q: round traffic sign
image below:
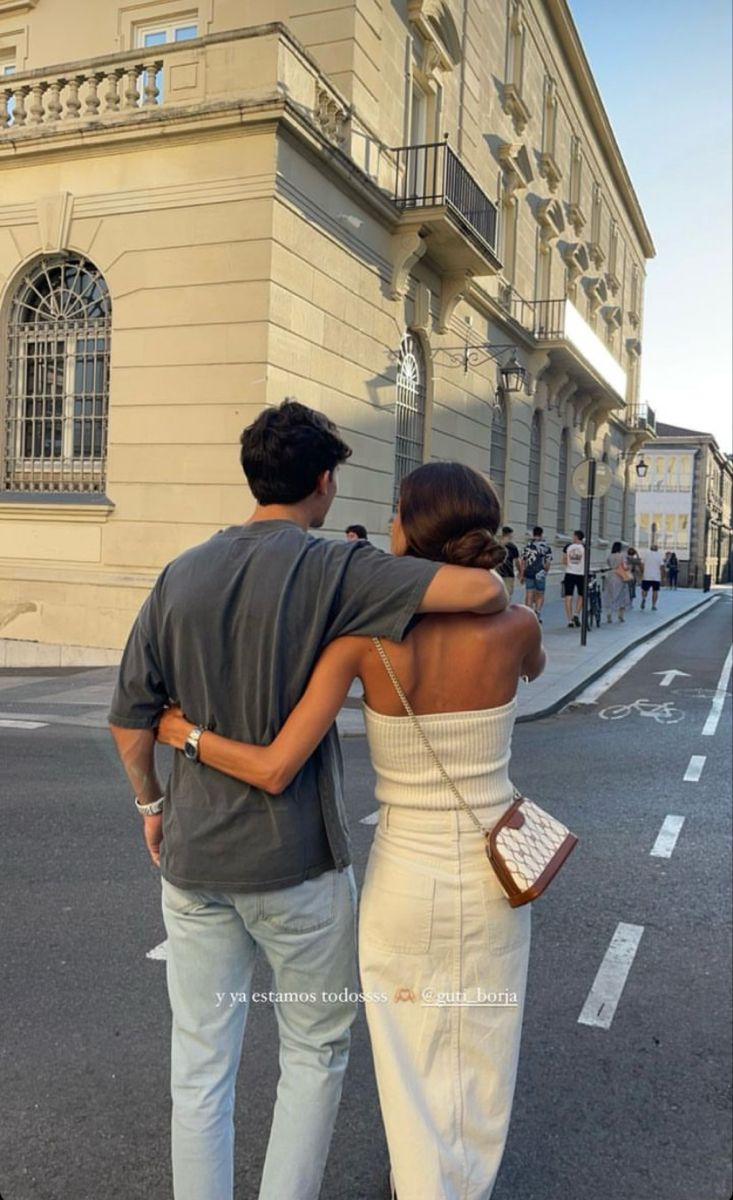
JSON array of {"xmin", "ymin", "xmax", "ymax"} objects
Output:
[{"xmin": 571, "ymin": 458, "xmax": 613, "ymax": 499}]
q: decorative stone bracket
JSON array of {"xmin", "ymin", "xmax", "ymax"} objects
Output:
[
  {"xmin": 536, "ymin": 198, "xmax": 564, "ymax": 253},
  {"xmin": 315, "ymin": 87, "xmax": 349, "ymax": 147},
  {"xmin": 498, "ymin": 140, "xmax": 533, "ymax": 202},
  {"xmin": 502, "ymin": 83, "xmax": 531, "ymax": 136},
  {"xmin": 539, "ymin": 152, "xmax": 562, "ymax": 194},
  {"xmin": 389, "ymin": 230, "xmax": 427, "ymax": 300},
  {"xmin": 437, "ymin": 271, "xmax": 472, "ymax": 333},
  {"xmin": 567, "ymin": 201, "xmax": 586, "ymax": 236}
]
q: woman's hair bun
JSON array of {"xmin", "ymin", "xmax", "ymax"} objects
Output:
[{"xmin": 441, "ymin": 528, "xmax": 507, "ymax": 572}]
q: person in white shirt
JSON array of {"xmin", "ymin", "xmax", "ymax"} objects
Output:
[
  {"xmin": 562, "ymin": 530, "xmax": 585, "ymax": 627},
  {"xmin": 640, "ymin": 544, "xmax": 664, "ymax": 611}
]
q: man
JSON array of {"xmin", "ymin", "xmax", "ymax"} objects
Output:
[
  {"xmin": 345, "ymin": 523, "xmax": 368, "ymax": 541},
  {"xmin": 496, "ymin": 525, "xmax": 519, "ymax": 598},
  {"xmin": 519, "ymin": 525, "xmax": 553, "ymax": 622},
  {"xmin": 562, "ymin": 530, "xmax": 585, "ymax": 627},
  {"xmin": 108, "ymin": 400, "xmax": 508, "ymax": 1200},
  {"xmin": 640, "ymin": 543, "xmax": 664, "ymax": 610}
]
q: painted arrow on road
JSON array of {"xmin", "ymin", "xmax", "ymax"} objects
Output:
[{"xmin": 654, "ymin": 670, "xmax": 691, "ymax": 687}]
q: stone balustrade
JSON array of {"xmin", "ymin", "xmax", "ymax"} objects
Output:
[{"xmin": 1, "ymin": 58, "xmax": 164, "ymax": 129}]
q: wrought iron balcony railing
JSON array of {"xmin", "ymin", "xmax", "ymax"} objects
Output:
[{"xmin": 393, "ymin": 140, "xmax": 499, "ymax": 258}]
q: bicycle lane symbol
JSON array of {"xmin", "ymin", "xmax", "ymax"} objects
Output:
[{"xmin": 598, "ymin": 698, "xmax": 685, "ymax": 724}]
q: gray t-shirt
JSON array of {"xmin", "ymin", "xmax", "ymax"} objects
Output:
[{"xmin": 109, "ymin": 521, "xmax": 438, "ymax": 892}]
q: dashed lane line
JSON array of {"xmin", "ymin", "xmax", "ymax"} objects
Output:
[
  {"xmin": 702, "ymin": 646, "xmax": 733, "ymax": 737},
  {"xmin": 683, "ymin": 755, "xmax": 706, "ymax": 782},
  {"xmin": 650, "ymin": 816, "xmax": 685, "ymax": 858},
  {"xmin": 0, "ymin": 718, "xmax": 48, "ymax": 729},
  {"xmin": 577, "ymin": 923, "xmax": 644, "ymax": 1030}
]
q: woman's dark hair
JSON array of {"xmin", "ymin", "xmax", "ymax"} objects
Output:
[
  {"xmin": 611, "ymin": 540, "xmax": 623, "ymax": 553},
  {"xmin": 398, "ymin": 462, "xmax": 506, "ymax": 571},
  {"xmin": 240, "ymin": 399, "xmax": 352, "ymax": 505}
]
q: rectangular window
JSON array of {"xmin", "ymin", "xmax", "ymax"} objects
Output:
[
  {"xmin": 1, "ymin": 48, "xmax": 16, "ymax": 122},
  {"xmin": 677, "ymin": 513, "xmax": 689, "ymax": 552},
  {"xmin": 664, "ymin": 513, "xmax": 675, "ymax": 549},
  {"xmin": 134, "ymin": 16, "xmax": 198, "ymax": 100}
]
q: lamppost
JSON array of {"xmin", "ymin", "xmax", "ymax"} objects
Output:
[{"xmin": 571, "ymin": 457, "xmax": 613, "ymax": 646}]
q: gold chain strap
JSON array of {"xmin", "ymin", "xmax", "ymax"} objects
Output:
[{"xmin": 371, "ymin": 637, "xmax": 487, "ymax": 835}]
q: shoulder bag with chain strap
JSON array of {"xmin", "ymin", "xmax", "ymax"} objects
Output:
[{"xmin": 371, "ymin": 637, "xmax": 578, "ymax": 908}]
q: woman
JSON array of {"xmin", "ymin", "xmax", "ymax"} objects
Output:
[
  {"xmin": 159, "ymin": 462, "xmax": 545, "ymax": 1200},
  {"xmin": 604, "ymin": 540, "xmax": 631, "ymax": 623},
  {"xmin": 666, "ymin": 551, "xmax": 679, "ymax": 589}
]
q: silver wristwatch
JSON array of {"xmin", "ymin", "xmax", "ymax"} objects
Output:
[
  {"xmin": 183, "ymin": 725, "xmax": 205, "ymax": 762},
  {"xmin": 135, "ymin": 794, "xmax": 165, "ymax": 816}
]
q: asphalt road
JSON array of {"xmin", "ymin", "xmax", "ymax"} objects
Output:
[{"xmin": 0, "ymin": 596, "xmax": 731, "ymax": 1200}]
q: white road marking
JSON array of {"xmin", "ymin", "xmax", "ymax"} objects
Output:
[
  {"xmin": 702, "ymin": 646, "xmax": 733, "ymax": 737},
  {"xmin": 0, "ymin": 718, "xmax": 48, "ymax": 729},
  {"xmin": 568, "ymin": 598, "xmax": 719, "ymax": 707},
  {"xmin": 683, "ymin": 755, "xmax": 706, "ymax": 782},
  {"xmin": 653, "ymin": 669, "xmax": 690, "ymax": 687},
  {"xmin": 360, "ymin": 810, "xmax": 380, "ymax": 825},
  {"xmin": 650, "ymin": 816, "xmax": 685, "ymax": 858},
  {"xmin": 577, "ymin": 923, "xmax": 644, "ymax": 1030},
  {"xmin": 146, "ymin": 940, "xmax": 168, "ymax": 961}
]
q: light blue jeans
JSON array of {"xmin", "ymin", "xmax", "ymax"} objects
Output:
[{"xmin": 161, "ymin": 867, "xmax": 358, "ymax": 1200}]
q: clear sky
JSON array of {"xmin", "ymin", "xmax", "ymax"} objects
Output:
[{"xmin": 568, "ymin": 0, "xmax": 732, "ymax": 452}]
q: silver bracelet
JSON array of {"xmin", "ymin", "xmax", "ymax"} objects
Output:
[{"xmin": 134, "ymin": 794, "xmax": 165, "ymax": 816}]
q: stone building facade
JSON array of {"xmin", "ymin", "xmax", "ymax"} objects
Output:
[
  {"xmin": 0, "ymin": 0, "xmax": 655, "ymax": 662},
  {"xmin": 635, "ymin": 423, "xmax": 733, "ymax": 587}
]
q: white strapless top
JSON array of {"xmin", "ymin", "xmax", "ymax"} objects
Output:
[{"xmin": 362, "ymin": 697, "xmax": 517, "ymax": 812}]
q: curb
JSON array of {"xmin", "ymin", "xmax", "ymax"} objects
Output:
[{"xmin": 514, "ymin": 594, "xmax": 719, "ymax": 724}]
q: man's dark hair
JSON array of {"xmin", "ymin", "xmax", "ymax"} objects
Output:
[
  {"xmin": 345, "ymin": 524, "xmax": 368, "ymax": 540},
  {"xmin": 532, "ymin": 526, "xmax": 544, "ymax": 537},
  {"xmin": 574, "ymin": 529, "xmax": 585, "ymax": 540},
  {"xmin": 240, "ymin": 399, "xmax": 352, "ymax": 505},
  {"xmin": 502, "ymin": 526, "xmax": 514, "ymax": 535}
]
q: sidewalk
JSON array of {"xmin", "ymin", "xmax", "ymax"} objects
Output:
[{"xmin": 0, "ymin": 588, "xmax": 720, "ymax": 734}]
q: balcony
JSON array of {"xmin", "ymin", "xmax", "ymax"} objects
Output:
[
  {"xmin": 627, "ymin": 404, "xmax": 656, "ymax": 435},
  {"xmin": 0, "ymin": 26, "xmax": 360, "ymax": 159},
  {"xmin": 392, "ymin": 140, "xmax": 501, "ymax": 275},
  {"xmin": 530, "ymin": 297, "xmax": 628, "ymax": 400}
]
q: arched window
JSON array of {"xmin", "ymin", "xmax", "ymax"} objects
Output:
[
  {"xmin": 556, "ymin": 427, "xmax": 569, "ymax": 532},
  {"xmin": 489, "ymin": 396, "xmax": 507, "ymax": 502},
  {"xmin": 527, "ymin": 411, "xmax": 541, "ymax": 527},
  {"xmin": 3, "ymin": 256, "xmax": 111, "ymax": 494},
  {"xmin": 393, "ymin": 332, "xmax": 426, "ymax": 507}
]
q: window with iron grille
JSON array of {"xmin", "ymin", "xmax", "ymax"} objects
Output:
[
  {"xmin": 527, "ymin": 411, "xmax": 541, "ymax": 527},
  {"xmin": 3, "ymin": 256, "xmax": 111, "ymax": 495},
  {"xmin": 556, "ymin": 427, "xmax": 568, "ymax": 531},
  {"xmin": 393, "ymin": 333, "xmax": 426, "ymax": 507},
  {"xmin": 489, "ymin": 397, "xmax": 507, "ymax": 502}
]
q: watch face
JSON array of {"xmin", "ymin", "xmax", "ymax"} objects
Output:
[{"xmin": 183, "ymin": 741, "xmax": 197, "ymax": 761}]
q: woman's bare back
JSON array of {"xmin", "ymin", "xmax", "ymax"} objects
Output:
[{"xmin": 355, "ymin": 605, "xmax": 543, "ymax": 716}]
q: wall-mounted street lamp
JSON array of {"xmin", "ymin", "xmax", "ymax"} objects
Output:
[
  {"xmin": 433, "ymin": 340, "xmax": 529, "ymax": 390},
  {"xmin": 635, "ymin": 455, "xmax": 649, "ymax": 479}
]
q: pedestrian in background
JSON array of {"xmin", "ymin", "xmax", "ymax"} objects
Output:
[
  {"xmin": 605, "ymin": 541, "xmax": 631, "ymax": 623},
  {"xmin": 345, "ymin": 524, "xmax": 368, "ymax": 541},
  {"xmin": 562, "ymin": 530, "xmax": 585, "ymax": 628},
  {"xmin": 626, "ymin": 547, "xmax": 642, "ymax": 607},
  {"xmin": 497, "ymin": 525, "xmax": 519, "ymax": 598},
  {"xmin": 640, "ymin": 544, "xmax": 664, "ymax": 611},
  {"xmin": 519, "ymin": 526, "xmax": 553, "ymax": 623},
  {"xmin": 665, "ymin": 551, "xmax": 679, "ymax": 589}
]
